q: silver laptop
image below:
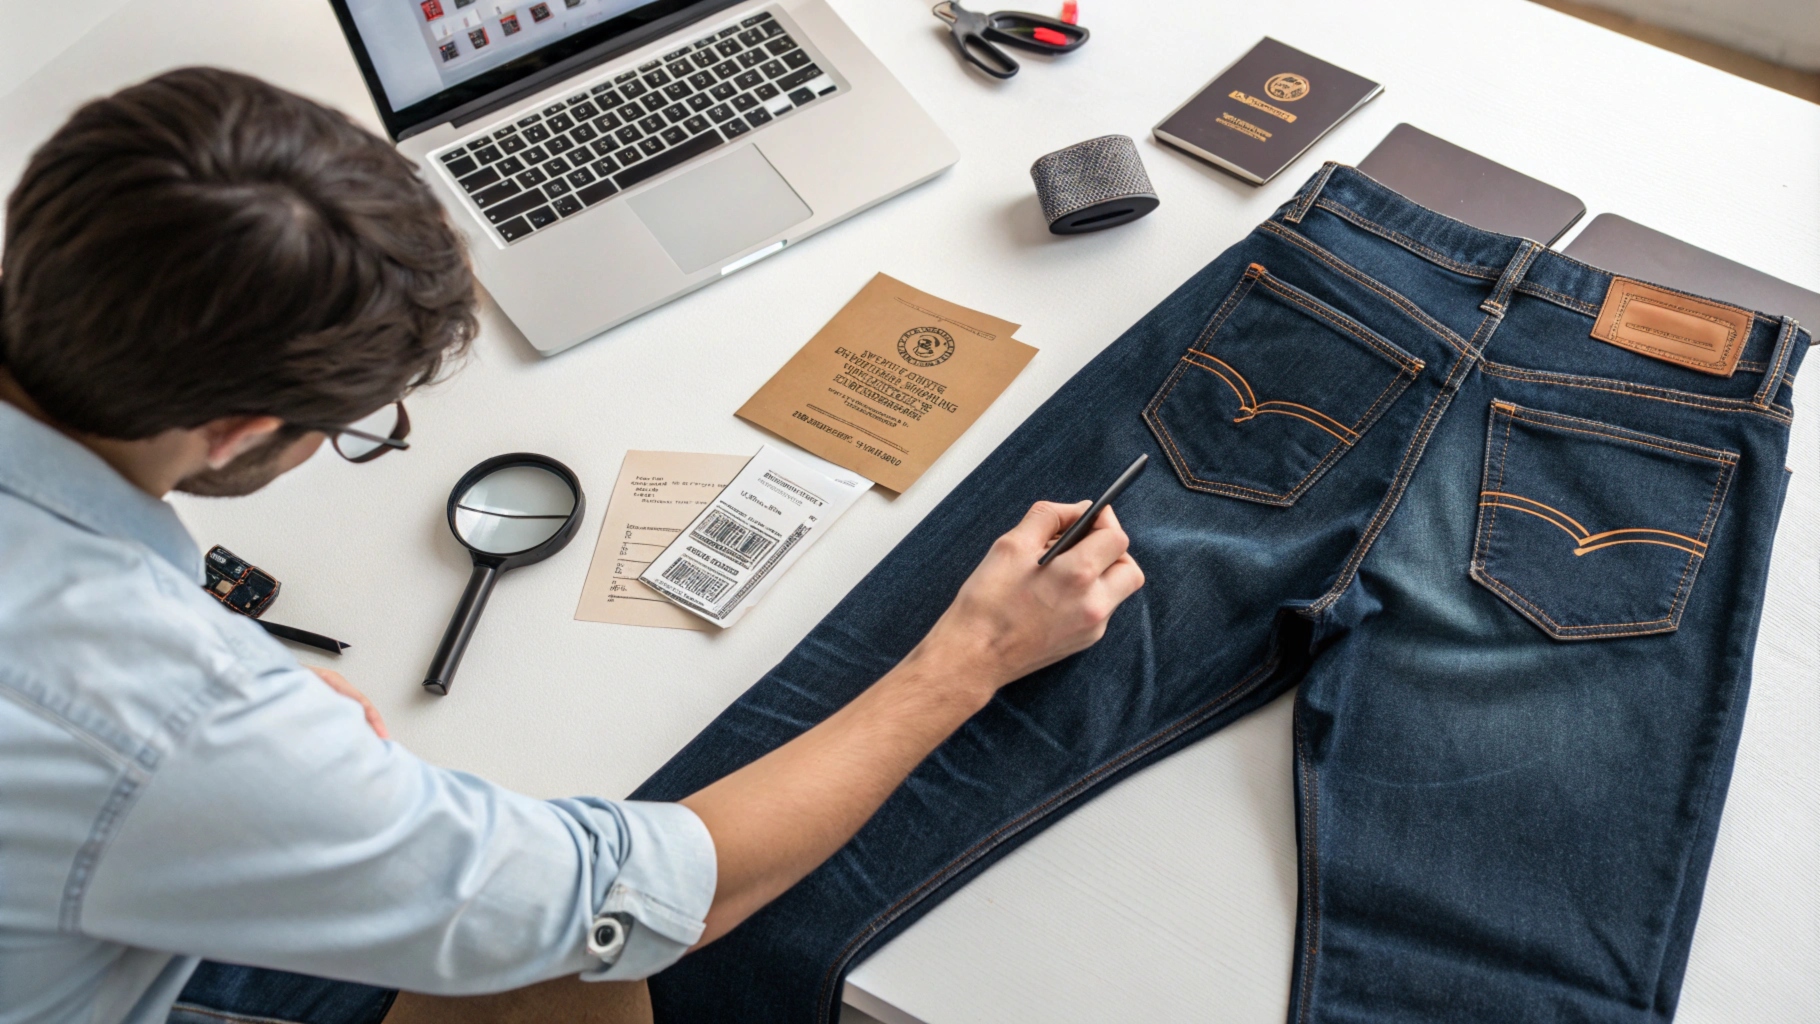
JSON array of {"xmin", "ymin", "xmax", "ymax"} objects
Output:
[{"xmin": 329, "ymin": 0, "xmax": 958, "ymax": 355}]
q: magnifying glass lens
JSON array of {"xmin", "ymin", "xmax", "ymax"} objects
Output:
[
  {"xmin": 453, "ymin": 465, "xmax": 578, "ymax": 554},
  {"xmin": 425, "ymin": 454, "xmax": 585, "ymax": 697}
]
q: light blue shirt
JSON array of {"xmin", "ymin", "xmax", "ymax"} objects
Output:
[{"xmin": 0, "ymin": 401, "xmax": 717, "ymax": 1024}]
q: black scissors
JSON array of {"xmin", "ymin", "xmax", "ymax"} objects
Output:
[{"xmin": 931, "ymin": 1, "xmax": 1089, "ymax": 80}]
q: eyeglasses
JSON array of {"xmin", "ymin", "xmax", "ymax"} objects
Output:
[{"xmin": 295, "ymin": 401, "xmax": 411, "ymax": 463}]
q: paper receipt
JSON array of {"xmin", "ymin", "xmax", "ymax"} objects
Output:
[
  {"xmin": 575, "ymin": 450, "xmax": 753, "ymax": 630},
  {"xmin": 640, "ymin": 444, "xmax": 871, "ymax": 628}
]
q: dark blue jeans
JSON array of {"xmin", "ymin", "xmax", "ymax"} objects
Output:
[
  {"xmin": 169, "ymin": 962, "xmax": 394, "ymax": 1024},
  {"xmin": 634, "ymin": 164, "xmax": 1807, "ymax": 1023}
]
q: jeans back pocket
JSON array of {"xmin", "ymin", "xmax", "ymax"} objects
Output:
[
  {"xmin": 1471, "ymin": 401, "xmax": 1738, "ymax": 640},
  {"xmin": 1144, "ymin": 263, "xmax": 1424, "ymax": 506}
]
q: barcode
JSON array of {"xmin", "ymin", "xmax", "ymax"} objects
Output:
[
  {"xmin": 661, "ymin": 556, "xmax": 732, "ymax": 602},
  {"xmin": 691, "ymin": 508, "xmax": 776, "ymax": 567}
]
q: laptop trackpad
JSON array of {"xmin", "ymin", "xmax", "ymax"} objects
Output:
[{"xmin": 627, "ymin": 146, "xmax": 811, "ymax": 274}]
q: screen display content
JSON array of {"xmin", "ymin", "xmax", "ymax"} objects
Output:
[{"xmin": 335, "ymin": 0, "xmax": 726, "ymax": 136}]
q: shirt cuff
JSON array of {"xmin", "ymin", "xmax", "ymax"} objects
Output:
[{"xmin": 579, "ymin": 800, "xmax": 716, "ymax": 981}]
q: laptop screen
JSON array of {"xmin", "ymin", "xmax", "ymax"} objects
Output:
[{"xmin": 330, "ymin": 0, "xmax": 742, "ymax": 140}]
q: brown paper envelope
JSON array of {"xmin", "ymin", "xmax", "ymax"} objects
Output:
[
  {"xmin": 576, "ymin": 450, "xmax": 752, "ymax": 630},
  {"xmin": 736, "ymin": 273, "xmax": 1033, "ymax": 492}
]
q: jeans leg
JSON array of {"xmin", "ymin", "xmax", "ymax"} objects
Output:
[
  {"xmin": 170, "ymin": 962, "xmax": 395, "ymax": 1024},
  {"xmin": 630, "ymin": 229, "xmax": 1441, "ymax": 1023},
  {"xmin": 1286, "ymin": 349, "xmax": 1796, "ymax": 1022}
]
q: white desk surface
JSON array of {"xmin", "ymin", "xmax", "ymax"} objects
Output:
[{"xmin": 3, "ymin": 0, "xmax": 1816, "ymax": 1020}]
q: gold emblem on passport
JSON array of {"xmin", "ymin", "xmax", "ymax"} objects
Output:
[
  {"xmin": 1590, "ymin": 277, "xmax": 1753, "ymax": 376},
  {"xmin": 1264, "ymin": 73, "xmax": 1310, "ymax": 102}
]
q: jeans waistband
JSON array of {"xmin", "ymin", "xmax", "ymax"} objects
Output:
[{"xmin": 1282, "ymin": 163, "xmax": 1810, "ymax": 414}]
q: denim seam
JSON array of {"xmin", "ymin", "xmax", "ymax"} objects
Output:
[
  {"xmin": 1306, "ymin": 333, "xmax": 1480, "ymax": 617},
  {"xmin": 1187, "ymin": 264, "xmax": 1266, "ymax": 356},
  {"xmin": 1753, "ymin": 317, "xmax": 1799, "ymax": 408},
  {"xmin": 1284, "ymin": 162, "xmax": 1338, "ymax": 224},
  {"xmin": 1258, "ymin": 273, "xmax": 1426, "ymax": 372},
  {"xmin": 1260, "ymin": 221, "xmax": 1470, "ymax": 354},
  {"xmin": 1482, "ymin": 242, "xmax": 1544, "ymax": 316},
  {"xmin": 1650, "ymin": 635, "xmax": 1753, "ymax": 1015},
  {"xmin": 1517, "ymin": 283, "xmax": 1599, "ymax": 316},
  {"xmin": 1292, "ymin": 696, "xmax": 1322, "ymax": 1024},
  {"xmin": 1501, "ymin": 406, "xmax": 1737, "ymax": 464},
  {"xmin": 1478, "ymin": 360, "xmax": 1794, "ymax": 424},
  {"xmin": 810, "ymin": 652, "xmax": 1287, "ymax": 1022},
  {"xmin": 1313, "ymin": 199, "xmax": 1500, "ymax": 280}
]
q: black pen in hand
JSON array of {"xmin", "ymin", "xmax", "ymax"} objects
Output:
[{"xmin": 1037, "ymin": 454, "xmax": 1148, "ymax": 566}]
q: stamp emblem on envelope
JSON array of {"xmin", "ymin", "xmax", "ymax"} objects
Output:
[{"xmin": 898, "ymin": 327, "xmax": 956, "ymax": 367}]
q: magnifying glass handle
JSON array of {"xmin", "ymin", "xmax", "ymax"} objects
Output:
[{"xmin": 423, "ymin": 563, "xmax": 499, "ymax": 696}]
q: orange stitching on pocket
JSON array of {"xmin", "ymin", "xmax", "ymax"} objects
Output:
[
  {"xmin": 1480, "ymin": 490, "xmax": 1588, "ymax": 535},
  {"xmin": 1572, "ymin": 536, "xmax": 1706, "ymax": 557},
  {"xmin": 1182, "ymin": 352, "xmax": 1362, "ymax": 444},
  {"xmin": 1183, "ymin": 351, "xmax": 1259, "ymax": 407},
  {"xmin": 1575, "ymin": 527, "xmax": 1706, "ymax": 552},
  {"xmin": 1143, "ymin": 360, "xmax": 1305, "ymax": 503},
  {"xmin": 1478, "ymin": 496, "xmax": 1709, "ymax": 558},
  {"xmin": 1246, "ymin": 403, "xmax": 1354, "ymax": 442}
]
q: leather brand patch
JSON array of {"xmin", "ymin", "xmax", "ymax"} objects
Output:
[{"xmin": 1590, "ymin": 278, "xmax": 1751, "ymax": 376}]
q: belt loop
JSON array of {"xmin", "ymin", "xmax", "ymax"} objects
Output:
[
  {"xmin": 1284, "ymin": 162, "xmax": 1339, "ymax": 225},
  {"xmin": 1480, "ymin": 240, "xmax": 1544, "ymax": 318},
  {"xmin": 1753, "ymin": 316, "xmax": 1800, "ymax": 409}
]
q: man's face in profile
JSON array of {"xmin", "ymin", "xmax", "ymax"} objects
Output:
[{"xmin": 176, "ymin": 430, "xmax": 326, "ymax": 497}]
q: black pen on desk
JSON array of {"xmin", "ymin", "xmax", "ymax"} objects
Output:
[
  {"xmin": 259, "ymin": 620, "xmax": 350, "ymax": 654},
  {"xmin": 1037, "ymin": 454, "xmax": 1148, "ymax": 567}
]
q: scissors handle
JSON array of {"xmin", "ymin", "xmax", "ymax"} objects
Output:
[
  {"xmin": 933, "ymin": 1, "xmax": 1020, "ymax": 79},
  {"xmin": 985, "ymin": 11, "xmax": 1089, "ymax": 54}
]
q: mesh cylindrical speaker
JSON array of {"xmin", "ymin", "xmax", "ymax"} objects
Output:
[{"xmin": 1029, "ymin": 134, "xmax": 1159, "ymax": 235}]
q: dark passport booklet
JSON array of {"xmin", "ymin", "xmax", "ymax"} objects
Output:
[
  {"xmin": 1357, "ymin": 124, "xmax": 1586, "ymax": 244},
  {"xmin": 1153, "ymin": 37, "xmax": 1382, "ymax": 185}
]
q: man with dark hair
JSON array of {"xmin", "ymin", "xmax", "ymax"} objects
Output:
[{"xmin": 0, "ymin": 69, "xmax": 1143, "ymax": 1024}]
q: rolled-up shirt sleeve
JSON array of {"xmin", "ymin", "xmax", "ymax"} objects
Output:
[
  {"xmin": 569, "ymin": 798, "xmax": 715, "ymax": 980},
  {"xmin": 77, "ymin": 654, "xmax": 716, "ymax": 993}
]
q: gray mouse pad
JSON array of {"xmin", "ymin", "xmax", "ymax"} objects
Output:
[
  {"xmin": 1563, "ymin": 214, "xmax": 1820, "ymax": 329},
  {"xmin": 628, "ymin": 145, "xmax": 811, "ymax": 274},
  {"xmin": 1357, "ymin": 124, "xmax": 1585, "ymax": 244}
]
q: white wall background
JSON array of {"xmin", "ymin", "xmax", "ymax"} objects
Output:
[{"xmin": 1578, "ymin": 0, "xmax": 1820, "ymax": 70}]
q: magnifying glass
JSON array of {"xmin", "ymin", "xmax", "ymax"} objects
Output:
[{"xmin": 424, "ymin": 453, "xmax": 585, "ymax": 696}]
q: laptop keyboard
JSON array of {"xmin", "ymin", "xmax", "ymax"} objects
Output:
[{"xmin": 434, "ymin": 9, "xmax": 839, "ymax": 246}]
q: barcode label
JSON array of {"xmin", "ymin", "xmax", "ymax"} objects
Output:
[
  {"xmin": 660, "ymin": 556, "xmax": 732, "ymax": 602},
  {"xmin": 691, "ymin": 508, "xmax": 776, "ymax": 567}
]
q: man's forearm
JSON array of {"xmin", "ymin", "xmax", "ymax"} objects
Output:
[
  {"xmin": 676, "ymin": 501, "xmax": 1143, "ymax": 949},
  {"xmin": 679, "ymin": 639, "xmax": 993, "ymax": 947}
]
